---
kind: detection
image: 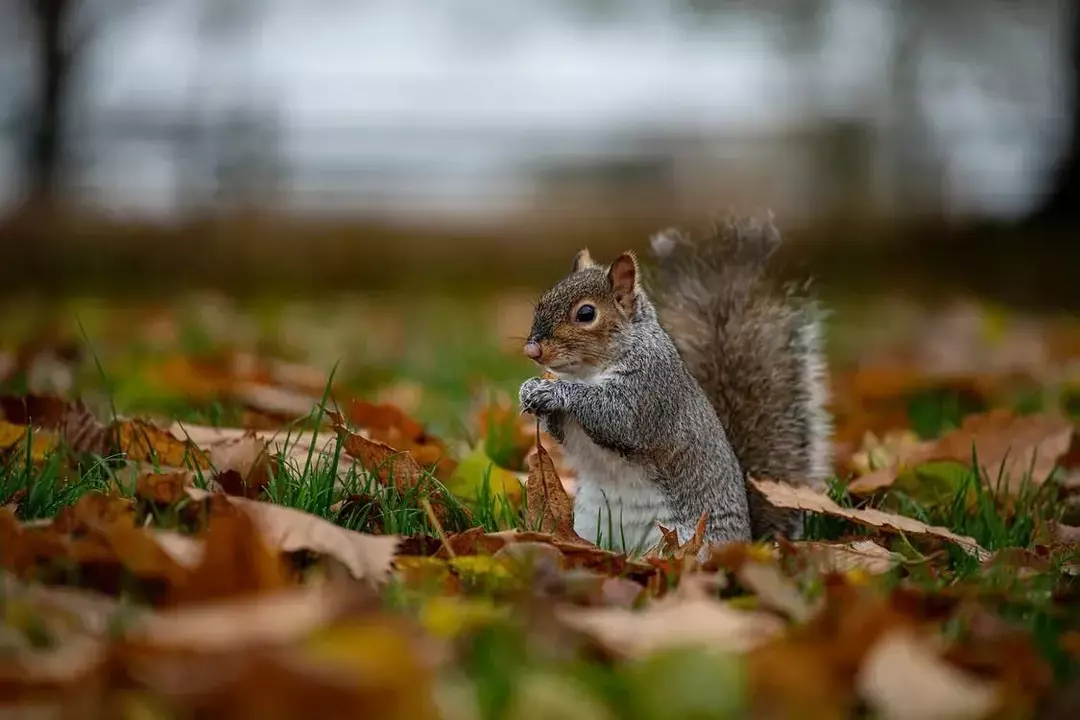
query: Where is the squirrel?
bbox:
[518,211,831,553]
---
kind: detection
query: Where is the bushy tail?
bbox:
[646,211,832,539]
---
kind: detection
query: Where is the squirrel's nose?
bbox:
[523,341,542,360]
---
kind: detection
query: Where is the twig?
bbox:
[421,497,455,559]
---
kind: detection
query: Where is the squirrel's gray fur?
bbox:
[647,212,832,539]
[519,211,831,550]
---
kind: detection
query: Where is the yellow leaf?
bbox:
[418,596,508,639]
[445,445,523,508]
[0,421,26,450]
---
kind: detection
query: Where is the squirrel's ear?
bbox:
[572,248,596,272]
[607,251,638,312]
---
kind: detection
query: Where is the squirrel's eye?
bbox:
[575,304,596,323]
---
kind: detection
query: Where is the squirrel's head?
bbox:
[523,248,640,378]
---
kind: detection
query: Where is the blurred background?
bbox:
[0,0,1076,299]
[0,0,1077,436]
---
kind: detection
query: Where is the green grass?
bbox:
[2,302,1080,716]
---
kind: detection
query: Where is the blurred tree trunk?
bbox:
[1027,2,1079,227]
[25,0,73,209]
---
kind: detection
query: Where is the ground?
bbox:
[1,291,1079,719]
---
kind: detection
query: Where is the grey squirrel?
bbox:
[518,211,832,552]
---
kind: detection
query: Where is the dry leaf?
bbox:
[795,540,901,575]
[737,560,820,623]
[857,629,1000,720]
[116,419,211,470]
[209,435,274,499]
[124,583,360,652]
[135,472,189,506]
[750,478,989,559]
[646,512,708,561]
[236,382,321,419]
[850,410,1076,495]
[166,504,291,605]
[186,489,398,582]
[348,400,457,481]
[558,594,783,658]
[335,426,424,489]
[0,394,71,428]
[525,439,584,544]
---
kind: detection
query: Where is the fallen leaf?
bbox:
[335,425,424,489]
[332,420,458,521]
[0,393,71,428]
[525,439,584,544]
[349,399,457,481]
[736,560,820,623]
[349,400,426,443]
[646,511,708,561]
[0,420,27,450]
[124,583,363,652]
[209,435,274,499]
[444,445,523,510]
[166,504,290,605]
[135,472,189,506]
[857,629,1000,720]
[558,594,783,658]
[116,419,210,470]
[186,489,399,582]
[0,421,57,462]
[236,382,322,420]
[795,540,902,576]
[750,478,989,559]
[850,410,1076,495]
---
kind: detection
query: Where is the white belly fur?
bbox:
[562,419,673,554]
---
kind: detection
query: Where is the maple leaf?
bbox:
[524,434,585,545]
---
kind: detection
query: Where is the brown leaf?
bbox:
[124,583,364,652]
[209,435,274,499]
[737,559,820,623]
[335,425,425,490]
[186,488,399,582]
[750,478,989,559]
[746,579,914,720]
[794,540,902,576]
[558,594,783,658]
[350,399,457,481]
[850,410,1077,495]
[135,472,189,506]
[857,629,1000,720]
[116,419,211,470]
[646,511,708,561]
[0,393,70,427]
[236,382,321,420]
[525,439,584,544]
[349,399,426,443]
[332,421,458,522]
[166,505,291,606]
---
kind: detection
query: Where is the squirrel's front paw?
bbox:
[519,377,560,416]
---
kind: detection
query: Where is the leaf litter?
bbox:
[1,298,1079,717]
